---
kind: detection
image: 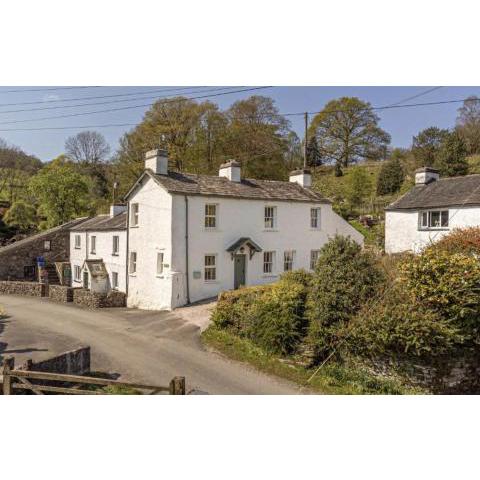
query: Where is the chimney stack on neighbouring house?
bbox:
[289,169,312,188]
[415,167,440,186]
[110,204,127,218]
[145,149,168,175]
[219,160,241,182]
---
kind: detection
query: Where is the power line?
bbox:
[0,86,103,94]
[384,86,444,107]
[0,86,246,115]
[0,86,272,127]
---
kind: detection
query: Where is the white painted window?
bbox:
[90,235,96,254]
[310,207,321,229]
[129,251,137,274]
[74,234,81,249]
[204,204,217,228]
[419,210,449,229]
[74,265,81,282]
[284,250,295,271]
[204,254,217,281]
[130,203,139,226]
[156,252,164,276]
[112,271,119,289]
[263,251,275,274]
[112,235,120,255]
[310,249,321,270]
[264,206,277,229]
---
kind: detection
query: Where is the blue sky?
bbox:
[0,86,478,162]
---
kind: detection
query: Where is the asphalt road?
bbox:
[0,295,301,394]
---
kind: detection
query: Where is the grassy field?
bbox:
[202,326,424,395]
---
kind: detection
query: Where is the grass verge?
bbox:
[202,326,424,395]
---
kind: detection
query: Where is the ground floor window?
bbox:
[419,210,449,229]
[112,271,119,289]
[74,265,81,282]
[129,251,137,274]
[263,251,275,274]
[156,252,164,276]
[204,254,217,281]
[310,250,321,270]
[284,250,295,271]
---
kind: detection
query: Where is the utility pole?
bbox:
[304,112,309,169]
[112,181,118,205]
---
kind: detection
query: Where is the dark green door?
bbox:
[234,254,246,289]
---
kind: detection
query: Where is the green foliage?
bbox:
[376,158,404,195]
[306,136,322,167]
[3,200,37,232]
[412,126,449,167]
[309,97,391,168]
[29,156,93,229]
[429,226,480,256]
[456,96,480,155]
[345,166,373,207]
[435,130,468,176]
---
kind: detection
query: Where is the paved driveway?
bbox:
[0,295,301,394]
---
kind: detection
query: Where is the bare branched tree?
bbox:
[65,130,111,164]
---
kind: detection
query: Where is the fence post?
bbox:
[169,376,186,395]
[2,356,15,395]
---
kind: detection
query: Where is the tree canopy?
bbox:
[456,96,480,155]
[376,158,405,195]
[436,130,468,177]
[412,127,449,167]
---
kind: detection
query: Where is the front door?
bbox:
[234,254,246,289]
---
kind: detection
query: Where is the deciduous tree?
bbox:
[3,200,37,231]
[435,130,468,177]
[376,158,404,195]
[456,96,480,155]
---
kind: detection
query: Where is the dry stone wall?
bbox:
[72,288,126,308]
[0,281,46,297]
[48,285,74,303]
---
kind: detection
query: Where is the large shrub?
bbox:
[428,227,480,256]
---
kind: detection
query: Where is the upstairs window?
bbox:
[263,251,275,274]
[264,206,277,229]
[205,204,217,228]
[204,254,217,281]
[112,235,120,255]
[284,250,295,271]
[74,235,81,249]
[419,210,449,229]
[156,252,165,276]
[90,235,96,254]
[131,203,139,227]
[310,208,321,229]
[129,251,137,274]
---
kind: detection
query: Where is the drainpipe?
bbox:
[126,200,130,296]
[185,196,190,304]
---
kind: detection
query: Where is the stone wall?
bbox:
[19,346,91,375]
[0,281,46,297]
[72,288,126,308]
[49,285,74,303]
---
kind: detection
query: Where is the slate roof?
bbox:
[386,174,480,211]
[71,212,127,231]
[226,237,263,253]
[138,170,329,203]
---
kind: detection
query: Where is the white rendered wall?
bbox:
[126,176,174,310]
[171,195,364,306]
[385,206,480,254]
[70,229,127,291]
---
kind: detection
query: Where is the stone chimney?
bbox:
[145,149,168,175]
[110,204,127,218]
[289,169,312,188]
[415,167,439,186]
[219,160,241,182]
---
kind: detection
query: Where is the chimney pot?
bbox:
[145,149,168,175]
[289,169,312,188]
[110,204,127,218]
[415,167,439,185]
[219,159,241,182]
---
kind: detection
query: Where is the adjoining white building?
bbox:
[123,150,364,311]
[385,167,480,254]
[69,206,127,292]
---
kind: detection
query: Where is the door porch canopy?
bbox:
[226,237,262,260]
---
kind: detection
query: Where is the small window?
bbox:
[44,240,51,251]
[74,235,81,249]
[74,265,81,282]
[112,271,119,289]
[204,254,217,281]
[284,250,295,271]
[131,203,139,227]
[156,252,164,276]
[263,251,275,274]
[419,210,449,229]
[112,235,120,255]
[90,235,96,254]
[264,206,277,229]
[129,251,137,274]
[310,250,321,270]
[310,208,321,229]
[205,204,217,228]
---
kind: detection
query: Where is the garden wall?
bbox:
[0,281,46,297]
[18,346,91,375]
[49,285,74,303]
[72,289,126,308]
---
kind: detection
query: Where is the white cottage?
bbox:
[70,206,127,291]
[385,167,480,253]
[124,150,363,310]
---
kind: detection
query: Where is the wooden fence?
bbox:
[1,357,186,395]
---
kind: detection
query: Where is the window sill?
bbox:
[130,225,139,229]
[418,227,450,232]
[129,274,137,277]
[310,228,321,231]
[156,275,165,279]
[204,228,220,232]
[74,247,81,250]
[263,229,279,232]
[262,274,278,279]
[204,280,219,284]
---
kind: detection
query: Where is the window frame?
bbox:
[90,235,96,254]
[130,203,139,227]
[418,209,449,230]
[263,251,275,274]
[264,205,277,230]
[310,249,321,270]
[112,235,120,255]
[156,251,165,276]
[204,203,218,229]
[74,234,81,249]
[129,251,137,275]
[74,265,81,282]
[112,271,119,290]
[310,207,321,229]
[283,250,295,272]
[204,254,217,282]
